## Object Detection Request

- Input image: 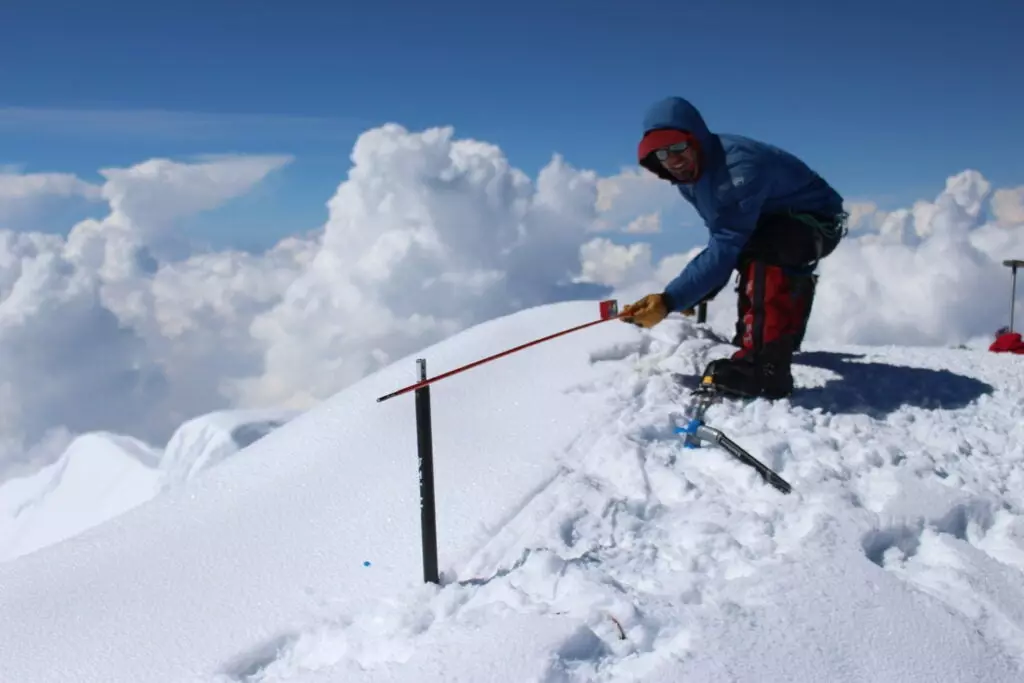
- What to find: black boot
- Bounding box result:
[700,357,794,400]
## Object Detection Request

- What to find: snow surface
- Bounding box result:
[2,300,1024,682]
[0,409,295,563]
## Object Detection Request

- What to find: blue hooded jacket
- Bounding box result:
[639,96,844,313]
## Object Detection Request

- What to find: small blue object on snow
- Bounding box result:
[363,561,371,567]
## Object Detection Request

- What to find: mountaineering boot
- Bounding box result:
[700,357,794,400]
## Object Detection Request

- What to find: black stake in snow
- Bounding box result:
[415,358,439,584]
[1004,259,1022,333]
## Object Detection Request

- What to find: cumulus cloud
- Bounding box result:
[97,155,292,236]
[0,171,100,205]
[594,167,688,233]
[623,213,661,234]
[827,172,1022,342]
[0,154,297,475]
[232,125,611,407]
[0,244,167,478]
[0,170,103,231]
[844,200,886,232]
[991,186,1024,226]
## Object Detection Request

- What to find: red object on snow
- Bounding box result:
[990,332,1024,354]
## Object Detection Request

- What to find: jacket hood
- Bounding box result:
[642,96,714,144]
[639,96,717,181]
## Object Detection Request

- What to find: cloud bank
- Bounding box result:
[0,123,1021,478]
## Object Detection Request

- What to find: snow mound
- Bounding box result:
[0,410,295,563]
[1,300,1024,683]
[159,409,299,488]
[0,432,160,562]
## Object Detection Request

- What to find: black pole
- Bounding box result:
[414,358,439,584]
[697,302,707,324]
[1011,264,1018,333]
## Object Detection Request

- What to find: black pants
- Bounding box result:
[739,211,843,270]
[728,211,844,363]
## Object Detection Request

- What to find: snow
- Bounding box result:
[2,300,1024,682]
[158,409,299,488]
[0,432,160,562]
[0,409,295,562]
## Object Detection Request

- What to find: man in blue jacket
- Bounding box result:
[621,96,847,399]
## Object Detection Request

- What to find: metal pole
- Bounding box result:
[414,359,439,584]
[697,302,707,324]
[1011,265,1018,333]
[1004,260,1023,333]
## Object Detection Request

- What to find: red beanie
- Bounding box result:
[637,129,695,162]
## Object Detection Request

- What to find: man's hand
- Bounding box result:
[621,293,669,329]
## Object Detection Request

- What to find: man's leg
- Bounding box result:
[791,273,817,351]
[704,212,841,399]
[706,261,810,398]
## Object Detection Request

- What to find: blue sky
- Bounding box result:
[1,0,1022,252]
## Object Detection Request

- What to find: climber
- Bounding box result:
[622,96,847,399]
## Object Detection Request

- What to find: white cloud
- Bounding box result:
[623,213,661,234]
[232,125,610,408]
[991,186,1024,226]
[844,200,886,232]
[0,247,167,477]
[0,172,100,204]
[576,238,655,288]
[792,170,1023,346]
[96,154,292,237]
[0,154,299,475]
[593,167,686,233]
[0,170,103,231]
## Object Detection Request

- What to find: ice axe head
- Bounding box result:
[599,299,619,320]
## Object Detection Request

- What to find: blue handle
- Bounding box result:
[675,419,704,449]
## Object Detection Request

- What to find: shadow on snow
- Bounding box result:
[673,351,992,417]
[790,351,993,416]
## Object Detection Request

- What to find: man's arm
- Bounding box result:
[661,233,745,312]
[661,165,770,313]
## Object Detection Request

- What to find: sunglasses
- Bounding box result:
[654,142,691,160]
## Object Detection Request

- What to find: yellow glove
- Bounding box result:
[621,293,669,329]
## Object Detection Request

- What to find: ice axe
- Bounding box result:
[376,299,625,403]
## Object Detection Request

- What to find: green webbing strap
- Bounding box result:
[788,209,849,240]
[781,209,849,274]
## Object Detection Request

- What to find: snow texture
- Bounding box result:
[1,301,1023,682]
